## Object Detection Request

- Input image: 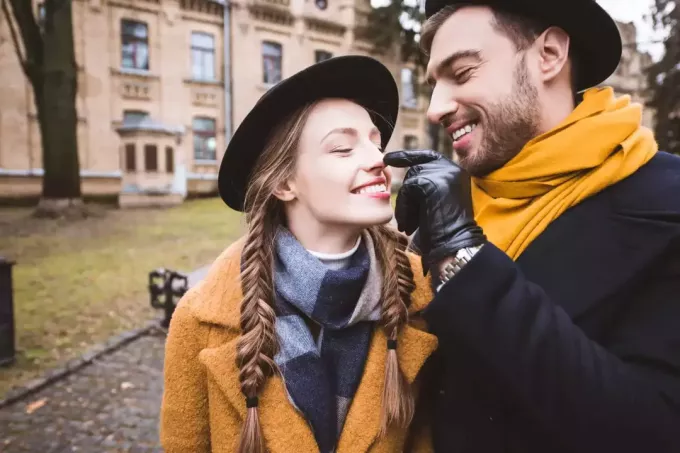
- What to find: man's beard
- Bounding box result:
[460,55,541,177]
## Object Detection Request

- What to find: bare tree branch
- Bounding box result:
[1,0,29,77]
[4,0,43,82]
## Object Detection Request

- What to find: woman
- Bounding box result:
[160,55,438,453]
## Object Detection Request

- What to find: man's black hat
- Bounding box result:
[423,0,623,91]
[218,55,399,212]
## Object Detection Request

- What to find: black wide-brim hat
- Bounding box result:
[218,55,399,212]
[424,0,622,91]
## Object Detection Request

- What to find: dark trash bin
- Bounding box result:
[0,257,16,367]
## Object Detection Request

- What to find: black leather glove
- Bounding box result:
[383,149,486,274]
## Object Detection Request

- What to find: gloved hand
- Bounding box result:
[383,149,486,274]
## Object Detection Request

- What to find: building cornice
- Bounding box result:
[0,168,122,178]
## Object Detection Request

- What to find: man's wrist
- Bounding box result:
[437,256,457,276]
[435,244,485,292]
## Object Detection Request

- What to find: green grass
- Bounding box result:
[0,198,243,397]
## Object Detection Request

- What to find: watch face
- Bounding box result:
[315,0,328,10]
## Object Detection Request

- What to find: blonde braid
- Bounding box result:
[236,200,280,453]
[369,225,417,436]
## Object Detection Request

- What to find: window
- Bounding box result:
[193,118,217,161]
[191,32,215,80]
[121,19,149,70]
[403,135,418,150]
[165,147,174,173]
[262,42,282,85]
[123,110,149,126]
[125,144,136,171]
[315,50,332,63]
[144,144,158,171]
[37,2,46,30]
[400,68,417,108]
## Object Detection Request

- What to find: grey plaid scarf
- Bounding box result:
[273,228,382,453]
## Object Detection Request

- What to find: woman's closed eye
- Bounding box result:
[330,147,353,154]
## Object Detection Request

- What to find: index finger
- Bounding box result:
[383,149,441,168]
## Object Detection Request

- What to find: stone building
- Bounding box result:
[0,0,428,206]
[601,20,656,128]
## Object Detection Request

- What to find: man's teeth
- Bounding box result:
[356,184,387,195]
[452,123,477,141]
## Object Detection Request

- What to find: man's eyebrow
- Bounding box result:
[426,50,482,85]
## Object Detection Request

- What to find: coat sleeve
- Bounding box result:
[160,298,212,452]
[423,242,680,453]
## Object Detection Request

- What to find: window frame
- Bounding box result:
[124,143,136,172]
[191,31,216,81]
[121,19,150,71]
[400,67,418,109]
[315,50,333,63]
[144,144,158,172]
[192,117,217,162]
[262,41,283,85]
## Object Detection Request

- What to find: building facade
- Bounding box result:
[601,20,656,129]
[0,0,428,206]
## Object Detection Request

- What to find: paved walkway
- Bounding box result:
[0,265,212,452]
[0,329,167,452]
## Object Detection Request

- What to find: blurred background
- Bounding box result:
[0,0,677,451]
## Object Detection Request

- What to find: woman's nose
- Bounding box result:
[364,145,386,173]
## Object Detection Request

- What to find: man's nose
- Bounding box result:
[427,84,458,125]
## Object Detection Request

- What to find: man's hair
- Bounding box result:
[420,5,580,94]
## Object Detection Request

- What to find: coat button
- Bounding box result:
[488,416,494,422]
[439,389,445,395]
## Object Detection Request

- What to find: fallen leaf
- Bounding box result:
[26,398,47,414]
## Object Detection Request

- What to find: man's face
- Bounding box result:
[426,6,542,177]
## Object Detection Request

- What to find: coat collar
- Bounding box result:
[191,236,435,329]
[191,236,438,452]
[198,322,437,453]
[516,156,680,319]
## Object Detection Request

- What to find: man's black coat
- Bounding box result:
[418,151,680,453]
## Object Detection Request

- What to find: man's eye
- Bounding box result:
[454,68,473,82]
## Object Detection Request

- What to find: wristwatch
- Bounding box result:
[436,244,484,292]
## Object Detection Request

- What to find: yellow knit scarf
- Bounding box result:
[472,87,658,260]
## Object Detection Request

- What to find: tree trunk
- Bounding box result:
[38,0,81,201]
[648,0,680,155]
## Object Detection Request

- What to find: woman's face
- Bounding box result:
[279,98,393,236]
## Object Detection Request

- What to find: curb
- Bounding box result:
[0,320,163,410]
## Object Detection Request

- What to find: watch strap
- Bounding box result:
[436,244,483,292]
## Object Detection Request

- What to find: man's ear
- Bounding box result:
[273,179,296,202]
[534,26,570,84]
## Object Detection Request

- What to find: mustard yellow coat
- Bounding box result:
[160,237,438,453]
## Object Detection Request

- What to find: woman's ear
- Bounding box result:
[273,179,297,202]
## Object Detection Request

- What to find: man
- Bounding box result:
[383,1,680,452]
